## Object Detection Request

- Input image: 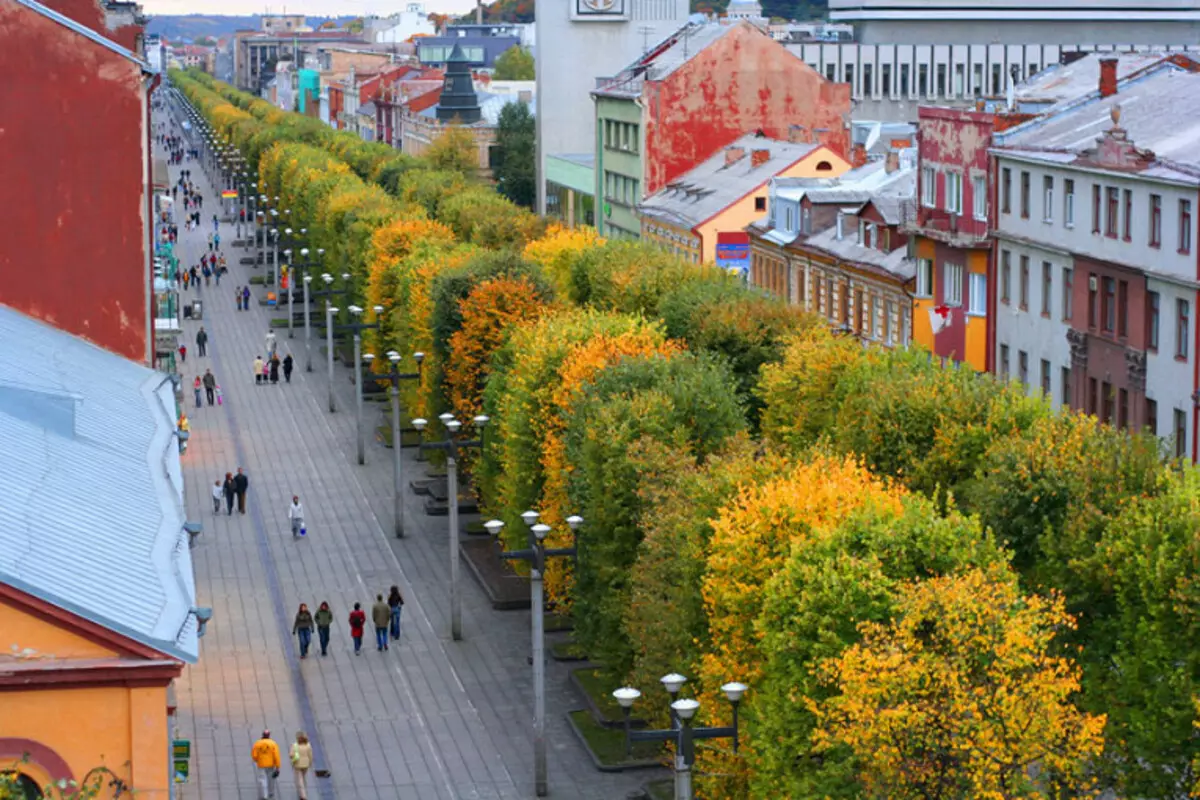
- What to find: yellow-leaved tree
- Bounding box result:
[812,566,1106,800]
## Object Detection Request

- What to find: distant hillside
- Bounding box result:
[459,0,825,24]
[146,15,354,42]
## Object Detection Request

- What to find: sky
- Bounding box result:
[141,0,479,17]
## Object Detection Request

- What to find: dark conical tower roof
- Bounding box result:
[436,43,482,125]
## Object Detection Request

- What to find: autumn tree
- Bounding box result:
[493,101,536,208]
[424,126,478,175]
[813,567,1106,800]
[492,45,535,80]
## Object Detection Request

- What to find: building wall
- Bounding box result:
[912,237,989,370]
[594,95,646,238]
[534,0,690,213]
[641,218,700,262]
[1146,273,1196,452]
[644,25,851,197]
[0,0,150,363]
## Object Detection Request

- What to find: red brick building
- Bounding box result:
[0,0,155,364]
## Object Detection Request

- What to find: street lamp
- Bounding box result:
[493,513,584,796]
[285,237,311,339]
[412,413,488,641]
[342,304,383,465]
[372,350,424,538]
[611,676,747,800]
[312,272,353,398]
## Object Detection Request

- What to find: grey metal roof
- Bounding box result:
[775,155,916,204]
[639,135,821,229]
[595,21,765,98]
[14,0,154,73]
[995,68,1200,179]
[1013,51,1182,107]
[0,305,197,663]
[802,224,917,281]
[422,90,535,126]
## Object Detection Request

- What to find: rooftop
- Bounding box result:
[1008,51,1194,110]
[829,0,1200,22]
[639,134,822,229]
[773,152,916,204]
[0,306,198,663]
[421,89,534,126]
[15,0,153,73]
[802,221,916,281]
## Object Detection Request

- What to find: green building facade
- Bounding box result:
[593,94,644,239]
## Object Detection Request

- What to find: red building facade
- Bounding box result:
[0,0,154,364]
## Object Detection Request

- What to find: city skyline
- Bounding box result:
[141,0,478,17]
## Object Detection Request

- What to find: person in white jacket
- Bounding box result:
[288,496,305,538]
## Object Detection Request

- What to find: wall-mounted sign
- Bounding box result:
[715,231,751,275]
[572,0,630,21]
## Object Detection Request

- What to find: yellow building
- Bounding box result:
[638,133,849,263]
[0,307,200,798]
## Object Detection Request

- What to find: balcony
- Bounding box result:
[900,200,989,247]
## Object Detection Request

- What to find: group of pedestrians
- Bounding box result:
[211,468,251,515]
[253,329,295,385]
[291,587,404,659]
[251,730,313,800]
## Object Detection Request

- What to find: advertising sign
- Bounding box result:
[715,231,751,275]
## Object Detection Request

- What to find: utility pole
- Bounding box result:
[476,0,482,24]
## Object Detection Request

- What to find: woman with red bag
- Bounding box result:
[348,603,366,656]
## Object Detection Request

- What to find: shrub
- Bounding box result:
[522,225,604,299]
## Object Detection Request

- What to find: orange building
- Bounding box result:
[0,307,200,798]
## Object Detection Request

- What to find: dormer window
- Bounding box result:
[785,206,795,232]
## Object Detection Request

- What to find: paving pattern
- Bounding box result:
[161,103,662,800]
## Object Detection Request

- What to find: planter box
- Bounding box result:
[565,711,664,774]
[409,477,442,496]
[423,496,479,516]
[460,538,530,610]
[570,667,647,730]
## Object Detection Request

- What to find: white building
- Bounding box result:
[370,4,436,44]
[535,0,691,215]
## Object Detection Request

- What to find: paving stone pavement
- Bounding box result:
[160,106,665,800]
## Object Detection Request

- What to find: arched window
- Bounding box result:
[1,772,43,800]
[816,160,834,172]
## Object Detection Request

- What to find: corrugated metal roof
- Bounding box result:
[1014,51,1180,106]
[639,135,820,229]
[802,224,917,281]
[0,305,197,663]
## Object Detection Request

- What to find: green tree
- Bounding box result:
[492,45,535,80]
[492,101,536,208]
[424,126,478,174]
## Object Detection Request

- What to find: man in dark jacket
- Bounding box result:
[233,467,249,514]
[196,326,209,357]
[371,595,391,652]
[202,369,216,406]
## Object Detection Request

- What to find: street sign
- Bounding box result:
[715,231,751,275]
[173,739,190,782]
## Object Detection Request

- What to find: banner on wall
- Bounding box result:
[715,231,751,275]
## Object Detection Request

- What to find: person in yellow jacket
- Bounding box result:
[251,729,281,800]
[290,731,314,800]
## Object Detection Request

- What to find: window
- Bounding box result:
[1019,255,1029,310]
[754,196,766,212]
[1040,359,1051,395]
[854,288,865,333]
[922,165,937,208]
[1088,273,1098,328]
[1118,280,1128,338]
[785,206,795,232]
[1092,184,1101,234]
[1119,388,1129,429]
[972,175,986,220]
[1042,175,1054,222]
[1001,168,1011,214]
[1062,267,1073,321]
[968,272,987,316]
[1000,250,1011,304]
[1041,262,1052,316]
[945,171,963,214]
[1181,200,1193,253]
[1148,291,1160,351]
[863,63,874,95]
[1062,366,1072,407]
[1088,377,1098,415]
[900,63,910,95]
[1018,350,1028,385]
[885,300,894,343]
[1020,171,1030,218]
[1106,187,1119,238]
[999,344,1009,377]
[873,297,884,339]
[1146,398,1157,436]
[1177,298,1190,359]
[1175,409,1187,459]
[916,258,934,297]
[944,263,964,306]
[1102,381,1113,424]
[1150,194,1163,247]
[1064,179,1075,227]
[1123,189,1132,241]
[1102,277,1116,333]
[801,206,811,235]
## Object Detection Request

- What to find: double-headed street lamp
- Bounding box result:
[612,675,747,800]
[340,304,383,465]
[411,413,488,641]
[369,351,424,538]
[489,512,584,797]
[311,272,353,393]
[283,233,314,339]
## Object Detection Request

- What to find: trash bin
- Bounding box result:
[191,300,203,320]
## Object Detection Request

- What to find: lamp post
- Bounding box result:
[342,305,383,465]
[411,414,488,641]
[612,676,747,800]
[280,224,293,292]
[370,350,424,538]
[285,234,310,339]
[491,513,584,796]
[312,272,352,394]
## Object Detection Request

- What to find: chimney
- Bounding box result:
[476,0,483,24]
[885,149,900,173]
[725,146,746,166]
[751,148,770,168]
[850,143,868,168]
[1099,58,1118,98]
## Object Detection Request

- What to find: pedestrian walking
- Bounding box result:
[254,356,264,385]
[202,369,216,405]
[262,360,271,384]
[223,472,236,515]
[212,213,219,232]
[214,232,221,249]
[289,732,314,800]
[292,603,314,658]
[265,328,277,357]
[288,496,304,538]
[282,353,294,383]
[348,603,366,655]
[371,595,390,652]
[193,376,202,408]
[236,286,243,311]
[196,326,208,357]
[234,467,249,514]
[388,585,404,641]
[242,285,251,310]
[250,730,280,800]
[269,354,280,385]
[315,601,333,656]
[212,480,222,514]
[178,343,186,363]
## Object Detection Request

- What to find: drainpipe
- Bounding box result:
[144,71,163,369]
